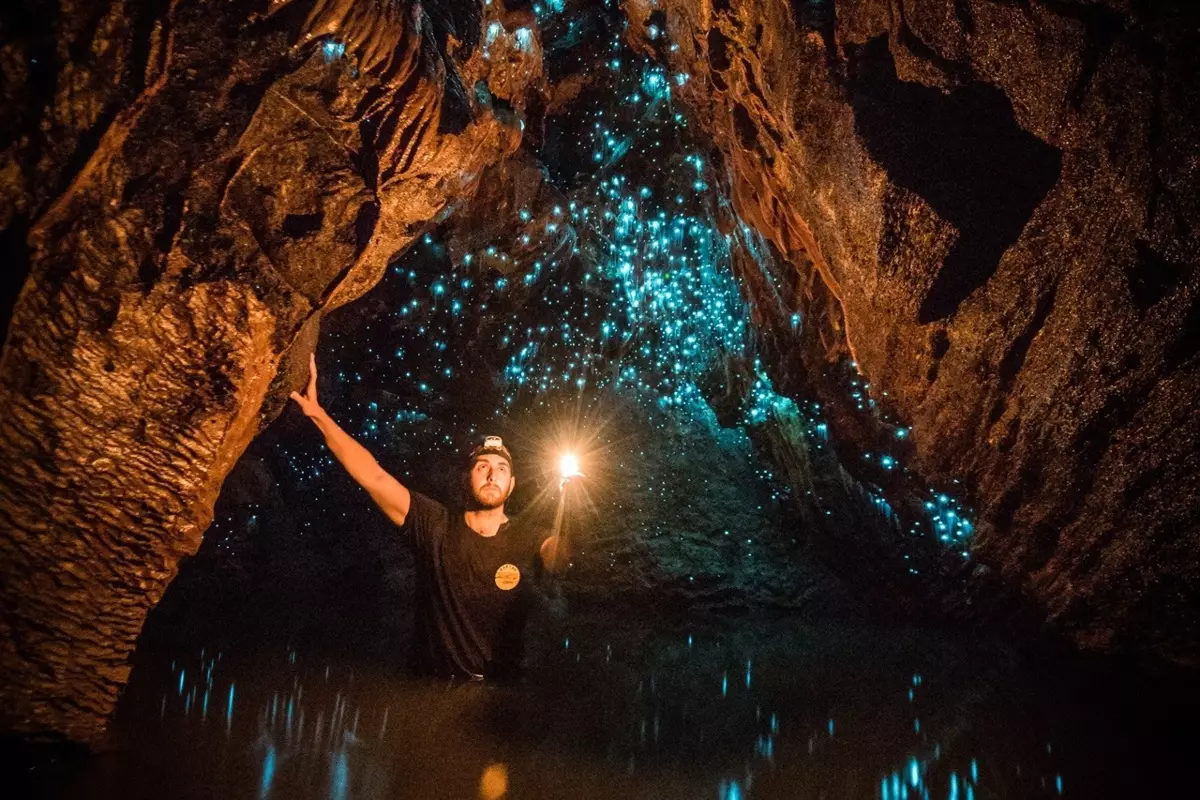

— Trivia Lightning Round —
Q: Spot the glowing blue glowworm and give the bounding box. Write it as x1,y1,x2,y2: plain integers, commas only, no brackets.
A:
321,40,346,62
280,30,976,567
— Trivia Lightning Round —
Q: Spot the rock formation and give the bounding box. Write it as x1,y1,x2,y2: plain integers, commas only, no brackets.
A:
0,0,539,743
622,0,1199,664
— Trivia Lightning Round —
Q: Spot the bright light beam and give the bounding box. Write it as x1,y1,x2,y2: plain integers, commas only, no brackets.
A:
559,452,583,480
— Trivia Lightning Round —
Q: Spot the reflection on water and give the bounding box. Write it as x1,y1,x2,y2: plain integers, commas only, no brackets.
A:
44,614,1184,798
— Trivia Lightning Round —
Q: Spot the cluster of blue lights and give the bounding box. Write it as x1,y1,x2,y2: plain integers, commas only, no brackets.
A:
533,0,568,19
825,359,977,558
244,10,979,573
422,41,753,424
922,490,973,554
321,40,346,63
742,361,800,426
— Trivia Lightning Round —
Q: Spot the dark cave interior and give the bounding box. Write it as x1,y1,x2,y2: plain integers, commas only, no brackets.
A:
1,0,1198,797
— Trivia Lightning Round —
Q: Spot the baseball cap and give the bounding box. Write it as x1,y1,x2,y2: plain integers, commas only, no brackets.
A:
467,435,514,470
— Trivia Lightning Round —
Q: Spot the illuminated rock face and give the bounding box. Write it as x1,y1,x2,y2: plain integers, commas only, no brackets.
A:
624,0,1199,663
0,0,532,743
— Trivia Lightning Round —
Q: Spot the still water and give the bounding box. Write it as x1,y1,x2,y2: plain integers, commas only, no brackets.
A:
38,613,1189,799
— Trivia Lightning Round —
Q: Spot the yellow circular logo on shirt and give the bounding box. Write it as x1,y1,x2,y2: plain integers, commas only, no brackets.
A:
494,563,520,591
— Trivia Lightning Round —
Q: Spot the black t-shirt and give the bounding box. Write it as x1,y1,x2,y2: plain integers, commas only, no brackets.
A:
402,491,550,679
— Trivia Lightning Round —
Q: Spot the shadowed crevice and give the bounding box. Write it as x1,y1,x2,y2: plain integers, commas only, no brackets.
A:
847,35,1062,324
790,0,837,67
1127,240,1187,311
999,283,1058,391
0,219,32,343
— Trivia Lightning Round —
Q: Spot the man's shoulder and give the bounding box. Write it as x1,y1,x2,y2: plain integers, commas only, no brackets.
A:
405,491,453,536
409,489,450,512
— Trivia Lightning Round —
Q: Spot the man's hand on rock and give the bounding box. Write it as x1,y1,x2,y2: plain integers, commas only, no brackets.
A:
289,352,323,418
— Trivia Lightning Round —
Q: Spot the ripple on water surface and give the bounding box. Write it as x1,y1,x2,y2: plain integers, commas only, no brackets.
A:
46,614,1187,799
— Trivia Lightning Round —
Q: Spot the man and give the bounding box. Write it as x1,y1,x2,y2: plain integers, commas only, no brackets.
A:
290,353,569,680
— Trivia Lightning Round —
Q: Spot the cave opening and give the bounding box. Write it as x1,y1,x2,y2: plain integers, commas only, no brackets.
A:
2,0,1197,797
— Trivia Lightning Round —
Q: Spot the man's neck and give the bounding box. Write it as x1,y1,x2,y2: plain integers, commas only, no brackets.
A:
463,506,508,537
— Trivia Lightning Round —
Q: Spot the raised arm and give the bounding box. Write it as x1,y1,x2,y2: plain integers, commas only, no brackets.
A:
290,353,411,526
538,478,577,574
539,534,570,575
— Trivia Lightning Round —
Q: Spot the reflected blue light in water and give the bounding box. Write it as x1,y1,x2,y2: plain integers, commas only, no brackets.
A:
226,683,235,734
755,734,774,761
135,631,1094,800
330,748,348,800
260,744,276,799
178,669,185,695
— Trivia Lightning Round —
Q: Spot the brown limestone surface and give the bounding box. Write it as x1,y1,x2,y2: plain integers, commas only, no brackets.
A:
625,0,1199,665
0,0,532,743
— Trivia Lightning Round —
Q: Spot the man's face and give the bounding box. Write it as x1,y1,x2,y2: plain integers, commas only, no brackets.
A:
467,454,514,509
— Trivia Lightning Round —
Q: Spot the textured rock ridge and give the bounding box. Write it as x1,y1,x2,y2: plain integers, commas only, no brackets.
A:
0,0,534,743
624,0,1199,664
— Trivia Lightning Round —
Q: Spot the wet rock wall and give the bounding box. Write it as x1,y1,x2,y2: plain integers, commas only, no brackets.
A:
623,0,1199,665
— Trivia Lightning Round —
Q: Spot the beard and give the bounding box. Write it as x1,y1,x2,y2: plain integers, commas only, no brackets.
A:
471,483,509,509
